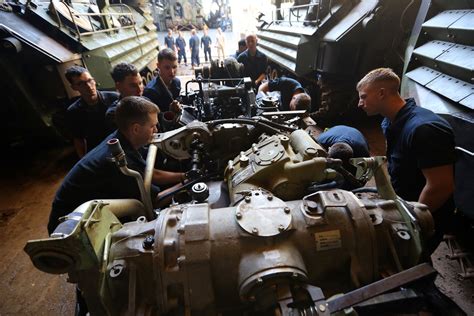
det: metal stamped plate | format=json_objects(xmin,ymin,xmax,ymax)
[
  {"xmin": 236, "ymin": 190, "xmax": 292, "ymax": 237},
  {"xmin": 405, "ymin": 66, "xmax": 442, "ymax": 86},
  {"xmin": 413, "ymin": 40, "xmax": 455, "ymax": 60},
  {"xmin": 426, "ymin": 74, "xmax": 474, "ymax": 103},
  {"xmin": 254, "ymin": 142, "xmax": 285, "ymax": 166}
]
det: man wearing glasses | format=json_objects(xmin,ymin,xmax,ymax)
[{"xmin": 65, "ymin": 66, "xmax": 119, "ymax": 157}]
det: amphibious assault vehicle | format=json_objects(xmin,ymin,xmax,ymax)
[
  {"xmin": 258, "ymin": 0, "xmax": 474, "ymax": 224},
  {"xmin": 0, "ymin": 0, "xmax": 159, "ymax": 146}
]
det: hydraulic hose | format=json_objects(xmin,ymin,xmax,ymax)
[{"xmin": 107, "ymin": 139, "xmax": 155, "ymax": 220}]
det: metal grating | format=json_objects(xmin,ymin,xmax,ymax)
[
  {"xmin": 460, "ymin": 93, "xmax": 474, "ymax": 110},
  {"xmin": 258, "ymin": 39, "xmax": 298, "ymax": 61},
  {"xmin": 426, "ymin": 73, "xmax": 474, "ymax": 103},
  {"xmin": 258, "ymin": 31, "xmax": 301, "ymax": 48},
  {"xmin": 422, "ymin": 10, "xmax": 467, "ymax": 29},
  {"xmin": 405, "ymin": 66, "xmax": 442, "ymax": 85},
  {"xmin": 413, "ymin": 40, "xmax": 455, "ymax": 60},
  {"xmin": 258, "ymin": 47, "xmax": 296, "ymax": 72},
  {"xmin": 437, "ymin": 44, "xmax": 474, "ymax": 74}
]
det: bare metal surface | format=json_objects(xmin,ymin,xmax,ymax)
[
  {"xmin": 235, "ymin": 190, "xmax": 292, "ymax": 237},
  {"xmin": 327, "ymin": 263, "xmax": 436, "ymax": 313},
  {"xmin": 1, "ymin": 121, "xmax": 473, "ymax": 314}
]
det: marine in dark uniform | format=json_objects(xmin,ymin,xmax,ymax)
[
  {"xmin": 64, "ymin": 66, "xmax": 118, "ymax": 157},
  {"xmin": 258, "ymin": 77, "xmax": 311, "ymax": 111},
  {"xmin": 201, "ymin": 29, "xmax": 212, "ymax": 62},
  {"xmin": 48, "ymin": 96, "xmax": 185, "ymax": 234},
  {"xmin": 237, "ymin": 34, "xmax": 267, "ymax": 87},
  {"xmin": 357, "ymin": 68, "xmax": 455, "ymax": 253},
  {"xmin": 143, "ymin": 49, "xmax": 182, "ymax": 113}
]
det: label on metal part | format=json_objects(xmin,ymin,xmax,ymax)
[
  {"xmin": 315, "ymin": 230, "xmax": 342, "ymax": 251},
  {"xmin": 231, "ymin": 163, "xmax": 254, "ymax": 187}
]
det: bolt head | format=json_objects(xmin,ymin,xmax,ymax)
[
  {"xmin": 143, "ymin": 235, "xmax": 155, "ymax": 250},
  {"xmin": 236, "ymin": 212, "xmax": 242, "ymax": 219},
  {"xmin": 284, "ymin": 207, "xmax": 291, "ymax": 214},
  {"xmin": 245, "ymin": 196, "xmax": 251, "ymax": 203},
  {"xmin": 252, "ymin": 227, "xmax": 258, "ymax": 234}
]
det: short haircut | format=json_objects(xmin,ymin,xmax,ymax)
[
  {"xmin": 294, "ymin": 93, "xmax": 311, "ymax": 111},
  {"xmin": 111, "ymin": 62, "xmax": 138, "ymax": 83},
  {"xmin": 65, "ymin": 65, "xmax": 88, "ymax": 84},
  {"xmin": 328, "ymin": 142, "xmax": 354, "ymax": 162},
  {"xmin": 356, "ymin": 68, "xmax": 400, "ymax": 92},
  {"xmin": 246, "ymin": 33, "xmax": 257, "ymax": 41},
  {"xmin": 115, "ymin": 96, "xmax": 159, "ymax": 131},
  {"xmin": 238, "ymin": 39, "xmax": 247, "ymax": 49},
  {"xmin": 158, "ymin": 48, "xmax": 177, "ymax": 63}
]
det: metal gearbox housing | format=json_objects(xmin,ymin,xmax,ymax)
[
  {"xmin": 25, "ymin": 187, "xmax": 433, "ymax": 315},
  {"xmin": 24, "ymin": 124, "xmax": 435, "ymax": 314},
  {"xmin": 225, "ymin": 129, "xmax": 331, "ymax": 203}
]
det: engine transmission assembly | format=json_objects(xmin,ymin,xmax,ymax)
[{"xmin": 25, "ymin": 120, "xmax": 435, "ymax": 315}]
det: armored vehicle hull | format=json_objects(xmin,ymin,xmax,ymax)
[
  {"xmin": 0, "ymin": 0, "xmax": 159, "ymax": 146},
  {"xmin": 257, "ymin": 0, "xmax": 423, "ymax": 123}
]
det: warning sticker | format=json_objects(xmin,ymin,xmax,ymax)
[
  {"xmin": 231, "ymin": 163, "xmax": 255, "ymax": 187},
  {"xmin": 315, "ymin": 230, "xmax": 342, "ymax": 251}
]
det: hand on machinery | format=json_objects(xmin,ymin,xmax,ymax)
[{"xmin": 169, "ymin": 100, "xmax": 182, "ymax": 113}]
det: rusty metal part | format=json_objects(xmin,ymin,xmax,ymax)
[
  {"xmin": 327, "ymin": 263, "xmax": 437, "ymax": 313},
  {"xmin": 444, "ymin": 234, "xmax": 474, "ymax": 279}
]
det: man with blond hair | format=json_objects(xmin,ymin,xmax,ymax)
[{"xmin": 357, "ymin": 68, "xmax": 456, "ymax": 251}]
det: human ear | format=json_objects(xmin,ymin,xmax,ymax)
[
  {"xmin": 378, "ymin": 87, "xmax": 386, "ymax": 98},
  {"xmin": 132, "ymin": 123, "xmax": 140, "ymax": 135}
]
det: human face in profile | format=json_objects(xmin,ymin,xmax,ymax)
[
  {"xmin": 135, "ymin": 112, "xmax": 158, "ymax": 147},
  {"xmin": 358, "ymin": 84, "xmax": 382, "ymax": 116}
]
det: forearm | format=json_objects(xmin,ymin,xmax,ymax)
[
  {"xmin": 258, "ymin": 82, "xmax": 269, "ymax": 93},
  {"xmin": 419, "ymin": 165, "xmax": 454, "ymax": 212},
  {"xmin": 154, "ymin": 183, "xmax": 182, "ymax": 208},
  {"xmin": 418, "ymin": 182, "xmax": 453, "ymax": 212},
  {"xmin": 152, "ymin": 169, "xmax": 184, "ymax": 185},
  {"xmin": 255, "ymin": 73, "xmax": 265, "ymax": 85}
]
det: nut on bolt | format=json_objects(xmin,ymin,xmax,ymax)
[
  {"xmin": 143, "ymin": 235, "xmax": 155, "ymax": 250},
  {"xmin": 318, "ymin": 304, "xmax": 326, "ymax": 312},
  {"xmin": 284, "ymin": 207, "xmax": 291, "ymax": 214},
  {"xmin": 245, "ymin": 196, "xmax": 251, "ymax": 203},
  {"xmin": 236, "ymin": 212, "xmax": 242, "ymax": 219}
]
